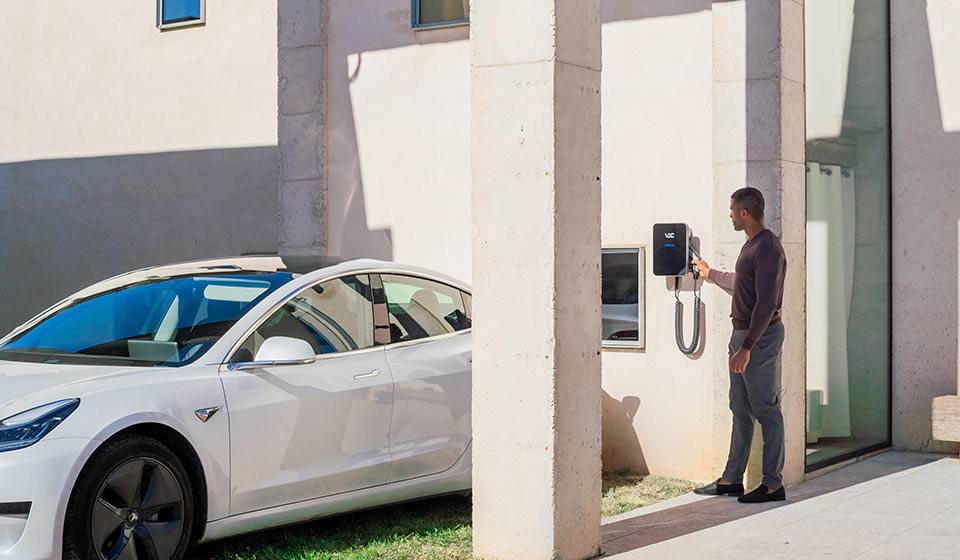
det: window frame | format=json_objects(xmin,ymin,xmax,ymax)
[
  {"xmin": 227, "ymin": 273, "xmax": 378, "ymax": 363},
  {"xmin": 224, "ymin": 270, "xmax": 472, "ymax": 365},
  {"xmin": 377, "ymin": 273, "xmax": 472, "ymax": 345},
  {"xmin": 601, "ymin": 246, "xmax": 646, "ymax": 351},
  {"xmin": 411, "ymin": 0, "xmax": 470, "ymax": 30},
  {"xmin": 157, "ymin": 0, "xmax": 206, "ymax": 31}
]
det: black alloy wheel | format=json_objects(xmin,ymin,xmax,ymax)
[{"xmin": 63, "ymin": 435, "xmax": 194, "ymax": 560}]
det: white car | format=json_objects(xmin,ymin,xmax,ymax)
[{"xmin": 0, "ymin": 256, "xmax": 473, "ymax": 560}]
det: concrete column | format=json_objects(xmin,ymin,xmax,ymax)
[
  {"xmin": 470, "ymin": 0, "xmax": 602, "ymax": 558},
  {"xmin": 711, "ymin": 0, "xmax": 806, "ymax": 487},
  {"xmin": 277, "ymin": 0, "xmax": 327, "ymax": 256}
]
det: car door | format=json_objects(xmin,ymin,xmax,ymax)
[
  {"xmin": 378, "ymin": 273, "xmax": 472, "ymax": 483},
  {"xmin": 220, "ymin": 274, "xmax": 395, "ymax": 515}
]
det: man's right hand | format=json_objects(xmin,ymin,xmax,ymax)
[{"xmin": 691, "ymin": 259, "xmax": 711, "ymax": 279}]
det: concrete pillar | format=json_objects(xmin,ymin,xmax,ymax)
[
  {"xmin": 711, "ymin": 0, "xmax": 806, "ymax": 487},
  {"xmin": 470, "ymin": 0, "xmax": 602, "ymax": 558},
  {"xmin": 277, "ymin": 0, "xmax": 327, "ymax": 256}
]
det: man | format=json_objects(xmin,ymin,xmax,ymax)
[{"xmin": 691, "ymin": 187, "xmax": 788, "ymax": 503}]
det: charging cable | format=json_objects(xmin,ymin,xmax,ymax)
[{"xmin": 674, "ymin": 255, "xmax": 702, "ymax": 355}]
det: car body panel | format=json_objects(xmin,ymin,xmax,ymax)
[
  {"xmin": 200, "ymin": 441, "xmax": 471, "ymax": 544},
  {"xmin": 384, "ymin": 332, "xmax": 472, "ymax": 483},
  {"xmin": 221, "ymin": 349, "xmax": 396, "ymax": 515},
  {"xmin": 0, "ymin": 256, "xmax": 473, "ymax": 558},
  {"xmin": 0, "ymin": 360, "xmax": 233, "ymax": 524},
  {"xmin": 0, "ymin": 438, "xmax": 97, "ymax": 560}
]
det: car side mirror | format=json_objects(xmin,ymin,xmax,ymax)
[{"xmin": 227, "ymin": 336, "xmax": 317, "ymax": 371}]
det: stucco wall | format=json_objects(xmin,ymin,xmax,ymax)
[
  {"xmin": 600, "ymin": 2, "xmax": 715, "ymax": 481},
  {"xmin": 0, "ymin": 0, "xmax": 279, "ymax": 333},
  {"xmin": 326, "ymin": 0, "xmax": 717, "ymax": 481},
  {"xmin": 891, "ymin": 0, "xmax": 960, "ymax": 453},
  {"xmin": 325, "ymin": 0, "xmax": 472, "ymax": 280}
]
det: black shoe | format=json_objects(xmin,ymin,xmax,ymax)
[
  {"xmin": 693, "ymin": 478, "xmax": 744, "ymax": 496},
  {"xmin": 737, "ymin": 484, "xmax": 786, "ymax": 503}
]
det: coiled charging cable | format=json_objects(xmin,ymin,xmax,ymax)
[{"xmin": 674, "ymin": 263, "xmax": 702, "ymax": 355}]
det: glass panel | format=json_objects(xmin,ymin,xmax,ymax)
[
  {"xmin": 0, "ymin": 273, "xmax": 293, "ymax": 367},
  {"xmin": 235, "ymin": 275, "xmax": 374, "ymax": 360},
  {"xmin": 804, "ymin": 0, "xmax": 890, "ymax": 468},
  {"xmin": 417, "ymin": 0, "xmax": 469, "ymax": 26},
  {"xmin": 162, "ymin": 0, "xmax": 202, "ymax": 25},
  {"xmin": 381, "ymin": 275, "xmax": 469, "ymax": 342},
  {"xmin": 602, "ymin": 249, "xmax": 641, "ymax": 345}
]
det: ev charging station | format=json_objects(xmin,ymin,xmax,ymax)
[{"xmin": 653, "ymin": 223, "xmax": 702, "ymax": 355}]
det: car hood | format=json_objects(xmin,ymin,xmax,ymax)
[{"xmin": 0, "ymin": 359, "xmax": 148, "ymax": 415}]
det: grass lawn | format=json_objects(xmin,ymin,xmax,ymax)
[{"xmin": 186, "ymin": 473, "xmax": 697, "ymax": 560}]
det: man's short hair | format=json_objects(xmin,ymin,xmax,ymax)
[{"xmin": 731, "ymin": 187, "xmax": 765, "ymax": 220}]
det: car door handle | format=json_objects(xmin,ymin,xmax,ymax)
[{"xmin": 353, "ymin": 369, "xmax": 381, "ymax": 380}]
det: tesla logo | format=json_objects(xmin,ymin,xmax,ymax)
[{"xmin": 664, "ymin": 232, "xmax": 676, "ymax": 239}]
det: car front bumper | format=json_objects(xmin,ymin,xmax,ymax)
[{"xmin": 0, "ymin": 437, "xmax": 97, "ymax": 560}]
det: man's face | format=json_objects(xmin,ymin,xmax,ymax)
[{"xmin": 729, "ymin": 199, "xmax": 746, "ymax": 232}]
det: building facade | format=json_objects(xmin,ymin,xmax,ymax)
[{"xmin": 1, "ymin": 0, "xmax": 957, "ymax": 485}]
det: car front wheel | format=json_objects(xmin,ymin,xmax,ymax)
[{"xmin": 63, "ymin": 434, "xmax": 194, "ymax": 560}]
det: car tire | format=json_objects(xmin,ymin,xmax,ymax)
[{"xmin": 63, "ymin": 434, "xmax": 194, "ymax": 560}]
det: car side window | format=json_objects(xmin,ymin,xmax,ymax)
[
  {"xmin": 233, "ymin": 275, "xmax": 375, "ymax": 361},
  {"xmin": 380, "ymin": 274, "xmax": 470, "ymax": 343}
]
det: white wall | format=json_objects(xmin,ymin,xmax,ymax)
[
  {"xmin": 0, "ymin": 0, "xmax": 277, "ymax": 162},
  {"xmin": 326, "ymin": 0, "xmax": 472, "ymax": 281},
  {"xmin": 0, "ymin": 1, "xmax": 280, "ymax": 333},
  {"xmin": 327, "ymin": 0, "xmax": 717, "ymax": 481},
  {"xmin": 891, "ymin": 0, "xmax": 960, "ymax": 453},
  {"xmin": 600, "ymin": 4, "xmax": 715, "ymax": 481}
]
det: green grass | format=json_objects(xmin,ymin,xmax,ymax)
[
  {"xmin": 187, "ymin": 473, "xmax": 697, "ymax": 560},
  {"xmin": 600, "ymin": 471, "xmax": 701, "ymax": 518}
]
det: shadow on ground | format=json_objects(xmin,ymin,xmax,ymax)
[{"xmin": 600, "ymin": 452, "xmax": 946, "ymax": 556}]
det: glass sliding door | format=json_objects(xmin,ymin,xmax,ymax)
[{"xmin": 804, "ymin": 0, "xmax": 891, "ymax": 470}]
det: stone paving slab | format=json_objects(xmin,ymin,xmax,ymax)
[{"xmin": 601, "ymin": 451, "xmax": 960, "ymax": 559}]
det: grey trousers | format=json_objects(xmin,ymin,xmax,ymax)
[{"xmin": 721, "ymin": 322, "xmax": 785, "ymax": 489}]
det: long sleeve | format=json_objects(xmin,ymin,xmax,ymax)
[
  {"xmin": 741, "ymin": 246, "xmax": 786, "ymax": 350},
  {"xmin": 708, "ymin": 269, "xmax": 737, "ymax": 294}
]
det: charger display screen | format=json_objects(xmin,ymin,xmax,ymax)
[{"xmin": 652, "ymin": 223, "xmax": 689, "ymax": 276}]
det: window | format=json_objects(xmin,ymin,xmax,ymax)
[
  {"xmin": 233, "ymin": 275, "xmax": 375, "ymax": 361},
  {"xmin": 0, "ymin": 273, "xmax": 293, "ymax": 367},
  {"xmin": 602, "ymin": 248, "xmax": 645, "ymax": 349},
  {"xmin": 158, "ymin": 0, "xmax": 204, "ymax": 30},
  {"xmin": 412, "ymin": 0, "xmax": 470, "ymax": 29},
  {"xmin": 804, "ymin": 0, "xmax": 891, "ymax": 470},
  {"xmin": 381, "ymin": 275, "xmax": 470, "ymax": 343}
]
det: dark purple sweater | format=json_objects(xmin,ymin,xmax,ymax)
[{"xmin": 708, "ymin": 229, "xmax": 787, "ymax": 350}]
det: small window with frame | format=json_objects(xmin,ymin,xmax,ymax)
[
  {"xmin": 158, "ymin": 0, "xmax": 205, "ymax": 30},
  {"xmin": 602, "ymin": 247, "xmax": 645, "ymax": 350},
  {"xmin": 412, "ymin": 0, "xmax": 470, "ymax": 30}
]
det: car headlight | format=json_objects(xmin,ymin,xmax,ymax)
[{"xmin": 0, "ymin": 399, "xmax": 80, "ymax": 453}]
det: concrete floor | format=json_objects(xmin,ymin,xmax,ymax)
[{"xmin": 601, "ymin": 451, "xmax": 960, "ymax": 559}]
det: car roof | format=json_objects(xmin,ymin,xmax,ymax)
[
  {"xmin": 77, "ymin": 255, "xmax": 471, "ymax": 297},
  {"xmin": 141, "ymin": 254, "xmax": 353, "ymax": 276}
]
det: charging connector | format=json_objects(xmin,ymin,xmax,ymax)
[{"xmin": 674, "ymin": 254, "xmax": 702, "ymax": 355}]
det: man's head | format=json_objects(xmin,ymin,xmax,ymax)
[{"xmin": 729, "ymin": 187, "xmax": 765, "ymax": 232}]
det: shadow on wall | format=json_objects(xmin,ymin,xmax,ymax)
[
  {"xmin": 324, "ymin": 0, "xmax": 717, "ymax": 263},
  {"xmin": 602, "ymin": 391, "xmax": 649, "ymax": 474},
  {"xmin": 324, "ymin": 0, "xmax": 474, "ymax": 262},
  {"xmin": 892, "ymin": 0, "xmax": 960, "ymax": 451},
  {"xmin": 603, "ymin": 0, "xmax": 712, "ymax": 23},
  {"xmin": 0, "ymin": 146, "xmax": 279, "ymax": 335}
]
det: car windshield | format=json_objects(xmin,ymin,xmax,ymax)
[{"xmin": 0, "ymin": 272, "xmax": 295, "ymax": 367}]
